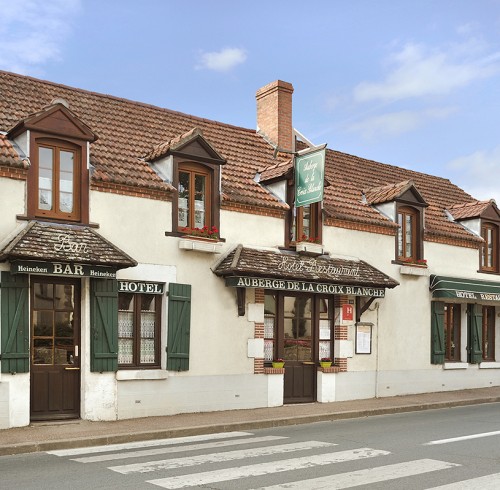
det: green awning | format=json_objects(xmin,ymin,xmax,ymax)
[{"xmin": 430, "ymin": 275, "xmax": 500, "ymax": 302}]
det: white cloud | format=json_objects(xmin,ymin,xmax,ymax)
[
  {"xmin": 347, "ymin": 106, "xmax": 456, "ymax": 140},
  {"xmin": 0, "ymin": 0, "xmax": 81, "ymax": 74},
  {"xmin": 447, "ymin": 145, "xmax": 500, "ymax": 203},
  {"xmin": 196, "ymin": 47, "xmax": 247, "ymax": 72},
  {"xmin": 353, "ymin": 40, "xmax": 500, "ymax": 103}
]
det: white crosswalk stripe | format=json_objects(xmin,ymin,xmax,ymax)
[
  {"xmin": 47, "ymin": 430, "xmax": 252, "ymax": 456},
  {"xmin": 250, "ymin": 459, "xmax": 460, "ymax": 489},
  {"xmin": 109, "ymin": 440, "xmax": 335, "ymax": 474},
  {"xmin": 146, "ymin": 447, "xmax": 391, "ymax": 489},
  {"xmin": 71, "ymin": 435, "xmax": 287, "ymax": 463},
  {"xmin": 426, "ymin": 472, "xmax": 500, "ymax": 489}
]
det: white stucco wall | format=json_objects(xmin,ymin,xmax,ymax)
[{"xmin": 0, "ymin": 178, "xmax": 25, "ymax": 241}]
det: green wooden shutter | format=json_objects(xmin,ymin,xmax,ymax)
[
  {"xmin": 0, "ymin": 272, "xmax": 30, "ymax": 373},
  {"xmin": 90, "ymin": 278, "xmax": 118, "ymax": 372},
  {"xmin": 167, "ymin": 283, "xmax": 191, "ymax": 371},
  {"xmin": 469, "ymin": 304, "xmax": 483, "ymax": 364},
  {"xmin": 431, "ymin": 301, "xmax": 445, "ymax": 364}
]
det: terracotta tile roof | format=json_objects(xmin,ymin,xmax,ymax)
[
  {"xmin": 213, "ymin": 245, "xmax": 399, "ymax": 289},
  {"xmin": 0, "ymin": 133, "xmax": 29, "ymax": 168},
  {"xmin": 258, "ymin": 158, "xmax": 293, "ymax": 182},
  {"xmin": 0, "ymin": 70, "xmax": 485, "ymax": 242},
  {"xmin": 0, "ymin": 221, "xmax": 137, "ymax": 268},
  {"xmin": 363, "ymin": 180, "xmax": 414, "ymax": 205},
  {"xmin": 447, "ymin": 200, "xmax": 496, "ymax": 220}
]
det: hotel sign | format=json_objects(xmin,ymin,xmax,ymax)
[
  {"xmin": 225, "ymin": 276, "xmax": 386, "ymax": 297},
  {"xmin": 11, "ymin": 260, "xmax": 117, "ymax": 278},
  {"xmin": 295, "ymin": 148, "xmax": 325, "ymax": 207}
]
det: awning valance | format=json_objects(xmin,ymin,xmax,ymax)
[
  {"xmin": 213, "ymin": 245, "xmax": 398, "ymax": 296},
  {"xmin": 430, "ymin": 275, "xmax": 500, "ymax": 302}
]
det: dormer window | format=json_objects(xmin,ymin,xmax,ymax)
[
  {"xmin": 481, "ymin": 222, "xmax": 498, "ymax": 272},
  {"xmin": 291, "ymin": 202, "xmax": 321, "ymax": 244},
  {"xmin": 7, "ymin": 102, "xmax": 96, "ymax": 224}
]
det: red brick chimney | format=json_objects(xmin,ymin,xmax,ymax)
[{"xmin": 256, "ymin": 80, "xmax": 294, "ymax": 152}]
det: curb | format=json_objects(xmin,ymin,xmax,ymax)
[{"xmin": 1, "ymin": 396, "xmax": 500, "ymax": 456}]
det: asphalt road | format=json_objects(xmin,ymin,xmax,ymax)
[{"xmin": 1, "ymin": 402, "xmax": 500, "ymax": 489}]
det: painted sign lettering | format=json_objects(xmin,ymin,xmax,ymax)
[
  {"xmin": 277, "ymin": 256, "xmax": 360, "ymax": 277},
  {"xmin": 54, "ymin": 234, "xmax": 90, "ymax": 254},
  {"xmin": 11, "ymin": 260, "xmax": 116, "ymax": 278},
  {"xmin": 118, "ymin": 281, "xmax": 164, "ymax": 294}
]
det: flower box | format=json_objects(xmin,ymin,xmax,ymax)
[
  {"xmin": 319, "ymin": 361, "xmax": 332, "ymax": 368},
  {"xmin": 295, "ymin": 241, "xmax": 324, "ymax": 256},
  {"xmin": 272, "ymin": 359, "xmax": 285, "ymax": 368},
  {"xmin": 179, "ymin": 236, "xmax": 224, "ymax": 254}
]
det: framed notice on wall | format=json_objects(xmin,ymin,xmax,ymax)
[{"xmin": 355, "ymin": 323, "xmax": 372, "ymax": 354}]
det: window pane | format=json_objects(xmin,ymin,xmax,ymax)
[
  {"xmin": 397, "ymin": 213, "xmax": 403, "ymax": 257},
  {"xmin": 33, "ymin": 338, "xmax": 53, "ymax": 365},
  {"xmin": 54, "ymin": 284, "xmax": 74, "ymax": 310},
  {"xmin": 283, "ymin": 297, "xmax": 312, "ymax": 361},
  {"xmin": 59, "ymin": 150, "xmax": 74, "ymax": 213},
  {"xmin": 194, "ymin": 173, "xmax": 206, "ymax": 228},
  {"xmin": 38, "ymin": 147, "xmax": 53, "ymax": 210},
  {"xmin": 33, "ymin": 283, "xmax": 54, "ymax": 309},
  {"xmin": 118, "ymin": 339, "xmax": 133, "ymax": 364},
  {"xmin": 55, "ymin": 311, "xmax": 74, "ymax": 337},
  {"xmin": 140, "ymin": 295, "xmax": 156, "ymax": 364},
  {"xmin": 405, "ymin": 215, "xmax": 413, "ymax": 258},
  {"xmin": 302, "ymin": 205, "xmax": 311, "ymax": 240},
  {"xmin": 178, "ymin": 171, "xmax": 190, "ymax": 227},
  {"xmin": 54, "ymin": 338, "xmax": 74, "ymax": 365},
  {"xmin": 33, "ymin": 310, "xmax": 53, "ymax": 337}
]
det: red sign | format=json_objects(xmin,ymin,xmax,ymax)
[{"xmin": 342, "ymin": 304, "xmax": 354, "ymax": 321}]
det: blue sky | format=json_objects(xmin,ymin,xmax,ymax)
[{"xmin": 1, "ymin": 0, "xmax": 500, "ymax": 202}]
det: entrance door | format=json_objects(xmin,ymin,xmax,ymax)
[
  {"xmin": 282, "ymin": 295, "xmax": 316, "ymax": 403},
  {"xmin": 30, "ymin": 278, "xmax": 80, "ymax": 421}
]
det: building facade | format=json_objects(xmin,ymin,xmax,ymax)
[{"xmin": 0, "ymin": 72, "xmax": 499, "ymax": 429}]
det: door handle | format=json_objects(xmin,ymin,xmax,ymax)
[
  {"xmin": 64, "ymin": 367, "xmax": 80, "ymax": 371},
  {"xmin": 302, "ymin": 361, "xmax": 315, "ymax": 365}
]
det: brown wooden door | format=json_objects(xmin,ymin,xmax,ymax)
[
  {"xmin": 30, "ymin": 278, "xmax": 80, "ymax": 421},
  {"xmin": 282, "ymin": 295, "xmax": 316, "ymax": 403}
]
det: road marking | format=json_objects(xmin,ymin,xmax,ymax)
[
  {"xmin": 426, "ymin": 472, "xmax": 500, "ymax": 489},
  {"xmin": 147, "ymin": 447, "xmax": 390, "ymax": 489},
  {"xmin": 250, "ymin": 459, "xmax": 460, "ymax": 489},
  {"xmin": 47, "ymin": 431, "xmax": 252, "ymax": 456},
  {"xmin": 73, "ymin": 435, "xmax": 287, "ymax": 463},
  {"xmin": 109, "ymin": 440, "xmax": 335, "ymax": 474},
  {"xmin": 424, "ymin": 430, "xmax": 500, "ymax": 445}
]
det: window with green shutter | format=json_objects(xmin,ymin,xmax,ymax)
[
  {"xmin": 90, "ymin": 278, "xmax": 118, "ymax": 372},
  {"xmin": 431, "ymin": 301, "xmax": 445, "ymax": 364},
  {"xmin": 468, "ymin": 304, "xmax": 483, "ymax": 364},
  {"xmin": 167, "ymin": 283, "xmax": 191, "ymax": 371},
  {"xmin": 0, "ymin": 272, "xmax": 30, "ymax": 373}
]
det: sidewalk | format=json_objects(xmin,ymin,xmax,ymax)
[{"xmin": 2, "ymin": 386, "xmax": 500, "ymax": 456}]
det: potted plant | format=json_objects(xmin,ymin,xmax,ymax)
[
  {"xmin": 272, "ymin": 358, "xmax": 285, "ymax": 368},
  {"xmin": 295, "ymin": 234, "xmax": 324, "ymax": 256},
  {"xmin": 320, "ymin": 357, "xmax": 332, "ymax": 368}
]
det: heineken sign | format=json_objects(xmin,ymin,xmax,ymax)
[
  {"xmin": 225, "ymin": 276, "xmax": 385, "ymax": 297},
  {"xmin": 295, "ymin": 148, "xmax": 326, "ymax": 207},
  {"xmin": 11, "ymin": 260, "xmax": 117, "ymax": 278}
]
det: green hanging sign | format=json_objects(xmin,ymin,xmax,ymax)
[{"xmin": 295, "ymin": 148, "xmax": 326, "ymax": 207}]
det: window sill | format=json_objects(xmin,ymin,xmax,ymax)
[
  {"xmin": 443, "ymin": 362, "xmax": 468, "ymax": 370},
  {"xmin": 399, "ymin": 265, "xmax": 429, "ymax": 276},
  {"xmin": 178, "ymin": 237, "xmax": 224, "ymax": 254},
  {"xmin": 295, "ymin": 241, "xmax": 324, "ymax": 256},
  {"xmin": 479, "ymin": 362, "xmax": 500, "ymax": 369},
  {"xmin": 116, "ymin": 370, "xmax": 168, "ymax": 381}
]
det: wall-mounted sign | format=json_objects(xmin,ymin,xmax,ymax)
[
  {"xmin": 355, "ymin": 323, "xmax": 372, "ymax": 354},
  {"xmin": 11, "ymin": 260, "xmax": 116, "ymax": 278},
  {"xmin": 342, "ymin": 304, "xmax": 354, "ymax": 321},
  {"xmin": 295, "ymin": 148, "xmax": 326, "ymax": 207},
  {"xmin": 277, "ymin": 256, "xmax": 360, "ymax": 277},
  {"xmin": 225, "ymin": 276, "xmax": 385, "ymax": 297},
  {"xmin": 118, "ymin": 281, "xmax": 164, "ymax": 294}
]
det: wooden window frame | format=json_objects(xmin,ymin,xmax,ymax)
[
  {"xmin": 444, "ymin": 303, "xmax": 461, "ymax": 362},
  {"xmin": 286, "ymin": 181, "xmax": 322, "ymax": 247},
  {"xmin": 172, "ymin": 160, "xmax": 220, "ymax": 235},
  {"xmin": 481, "ymin": 222, "xmax": 499, "ymax": 273},
  {"xmin": 28, "ymin": 134, "xmax": 89, "ymax": 223},
  {"xmin": 118, "ymin": 293, "xmax": 161, "ymax": 369},
  {"xmin": 482, "ymin": 305, "xmax": 495, "ymax": 361},
  {"xmin": 396, "ymin": 204, "xmax": 423, "ymax": 263}
]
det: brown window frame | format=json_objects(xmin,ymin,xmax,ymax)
[
  {"xmin": 286, "ymin": 181, "xmax": 322, "ymax": 247},
  {"xmin": 482, "ymin": 305, "xmax": 495, "ymax": 361},
  {"xmin": 396, "ymin": 205, "xmax": 423, "ymax": 262},
  {"xmin": 444, "ymin": 303, "xmax": 461, "ymax": 362},
  {"xmin": 28, "ymin": 134, "xmax": 89, "ymax": 223},
  {"xmin": 118, "ymin": 292, "xmax": 162, "ymax": 369},
  {"xmin": 481, "ymin": 222, "xmax": 499, "ymax": 273}
]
